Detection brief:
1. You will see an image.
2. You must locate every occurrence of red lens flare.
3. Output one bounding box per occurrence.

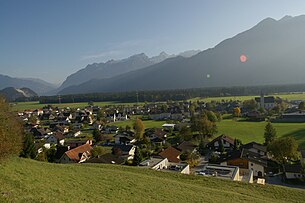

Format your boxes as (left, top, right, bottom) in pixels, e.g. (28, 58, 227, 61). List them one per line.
(240, 54, 247, 63)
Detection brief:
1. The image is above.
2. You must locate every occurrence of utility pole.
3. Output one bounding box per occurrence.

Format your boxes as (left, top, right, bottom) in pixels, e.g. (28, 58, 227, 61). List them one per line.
(136, 91, 139, 106)
(58, 95, 61, 104)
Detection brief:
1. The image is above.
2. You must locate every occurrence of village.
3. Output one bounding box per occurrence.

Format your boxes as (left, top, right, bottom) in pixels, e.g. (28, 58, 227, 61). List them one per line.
(17, 94, 305, 188)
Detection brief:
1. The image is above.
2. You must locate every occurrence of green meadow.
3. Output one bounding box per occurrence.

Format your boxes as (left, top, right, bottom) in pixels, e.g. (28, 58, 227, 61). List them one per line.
(217, 119, 305, 149)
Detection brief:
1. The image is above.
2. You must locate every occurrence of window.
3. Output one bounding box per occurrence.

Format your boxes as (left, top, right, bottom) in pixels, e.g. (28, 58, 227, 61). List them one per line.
(251, 163, 253, 166)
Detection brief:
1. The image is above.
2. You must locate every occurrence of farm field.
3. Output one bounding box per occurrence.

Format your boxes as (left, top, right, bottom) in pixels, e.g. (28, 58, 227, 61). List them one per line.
(0, 157, 304, 203)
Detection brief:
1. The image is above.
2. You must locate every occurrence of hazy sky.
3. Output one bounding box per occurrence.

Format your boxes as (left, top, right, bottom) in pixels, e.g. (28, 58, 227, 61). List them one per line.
(1, 0, 305, 84)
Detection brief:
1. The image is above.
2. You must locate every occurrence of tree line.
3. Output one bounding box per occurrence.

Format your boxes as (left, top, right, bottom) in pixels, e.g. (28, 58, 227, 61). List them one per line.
(38, 83, 305, 104)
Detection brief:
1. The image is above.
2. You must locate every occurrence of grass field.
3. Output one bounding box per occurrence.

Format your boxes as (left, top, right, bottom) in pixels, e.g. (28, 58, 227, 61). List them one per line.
(10, 101, 146, 111)
(191, 92, 305, 102)
(0, 158, 304, 203)
(11, 92, 305, 111)
(216, 119, 305, 149)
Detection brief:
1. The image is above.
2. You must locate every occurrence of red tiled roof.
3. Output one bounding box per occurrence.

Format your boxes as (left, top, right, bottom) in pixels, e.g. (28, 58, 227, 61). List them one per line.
(64, 144, 92, 162)
(159, 146, 181, 163)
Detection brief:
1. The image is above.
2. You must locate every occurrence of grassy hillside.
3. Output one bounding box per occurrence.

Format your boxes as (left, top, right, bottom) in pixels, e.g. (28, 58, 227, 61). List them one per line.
(0, 158, 304, 202)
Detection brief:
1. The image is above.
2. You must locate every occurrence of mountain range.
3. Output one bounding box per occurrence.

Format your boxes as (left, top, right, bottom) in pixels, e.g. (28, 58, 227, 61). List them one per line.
(0, 87, 37, 101)
(0, 74, 56, 95)
(58, 50, 201, 91)
(59, 15, 305, 95)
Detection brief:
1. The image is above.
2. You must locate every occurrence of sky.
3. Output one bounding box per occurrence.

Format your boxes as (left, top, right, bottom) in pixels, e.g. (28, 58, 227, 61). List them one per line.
(1, 0, 305, 84)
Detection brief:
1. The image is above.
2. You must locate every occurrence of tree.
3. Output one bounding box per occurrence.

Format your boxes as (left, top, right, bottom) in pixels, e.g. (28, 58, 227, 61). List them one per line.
(264, 122, 277, 145)
(198, 140, 206, 155)
(268, 137, 299, 165)
(299, 101, 305, 110)
(35, 151, 47, 162)
(233, 107, 241, 117)
(133, 118, 145, 140)
(20, 133, 37, 159)
(179, 126, 193, 141)
(215, 112, 222, 122)
(125, 125, 131, 131)
(180, 151, 191, 161)
(92, 129, 102, 142)
(133, 147, 142, 165)
(45, 146, 57, 162)
(0, 98, 23, 161)
(243, 99, 258, 110)
(233, 139, 242, 150)
(28, 115, 38, 124)
(91, 146, 107, 158)
(206, 110, 218, 122)
(197, 115, 217, 138)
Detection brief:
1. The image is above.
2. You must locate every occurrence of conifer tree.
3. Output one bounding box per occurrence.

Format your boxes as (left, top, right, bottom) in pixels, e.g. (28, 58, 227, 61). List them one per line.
(264, 122, 277, 145)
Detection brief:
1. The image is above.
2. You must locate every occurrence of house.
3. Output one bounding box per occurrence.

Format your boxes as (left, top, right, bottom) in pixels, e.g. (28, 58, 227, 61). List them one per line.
(207, 134, 235, 151)
(162, 123, 176, 130)
(104, 126, 119, 134)
(54, 146, 70, 162)
(284, 163, 304, 180)
(59, 143, 92, 163)
(112, 144, 136, 160)
(30, 127, 47, 139)
(177, 141, 197, 153)
(149, 113, 171, 120)
(194, 164, 248, 182)
(218, 148, 267, 177)
(114, 134, 136, 145)
(45, 131, 65, 145)
(139, 157, 190, 174)
(277, 111, 305, 123)
(245, 111, 264, 121)
(93, 121, 103, 130)
(170, 113, 183, 121)
(147, 128, 167, 145)
(159, 146, 181, 163)
(241, 142, 267, 157)
(255, 95, 276, 110)
(140, 157, 169, 170)
(65, 139, 93, 149)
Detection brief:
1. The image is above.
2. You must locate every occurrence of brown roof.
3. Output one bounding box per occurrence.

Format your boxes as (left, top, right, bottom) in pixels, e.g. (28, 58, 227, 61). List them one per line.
(64, 144, 92, 162)
(159, 146, 181, 163)
(177, 141, 197, 152)
(153, 128, 167, 139)
(209, 134, 235, 146)
(54, 131, 64, 140)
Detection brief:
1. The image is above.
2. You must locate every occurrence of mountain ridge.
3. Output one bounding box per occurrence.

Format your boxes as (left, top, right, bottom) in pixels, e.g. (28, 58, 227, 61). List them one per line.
(0, 74, 56, 95)
(59, 15, 305, 95)
(58, 50, 201, 91)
